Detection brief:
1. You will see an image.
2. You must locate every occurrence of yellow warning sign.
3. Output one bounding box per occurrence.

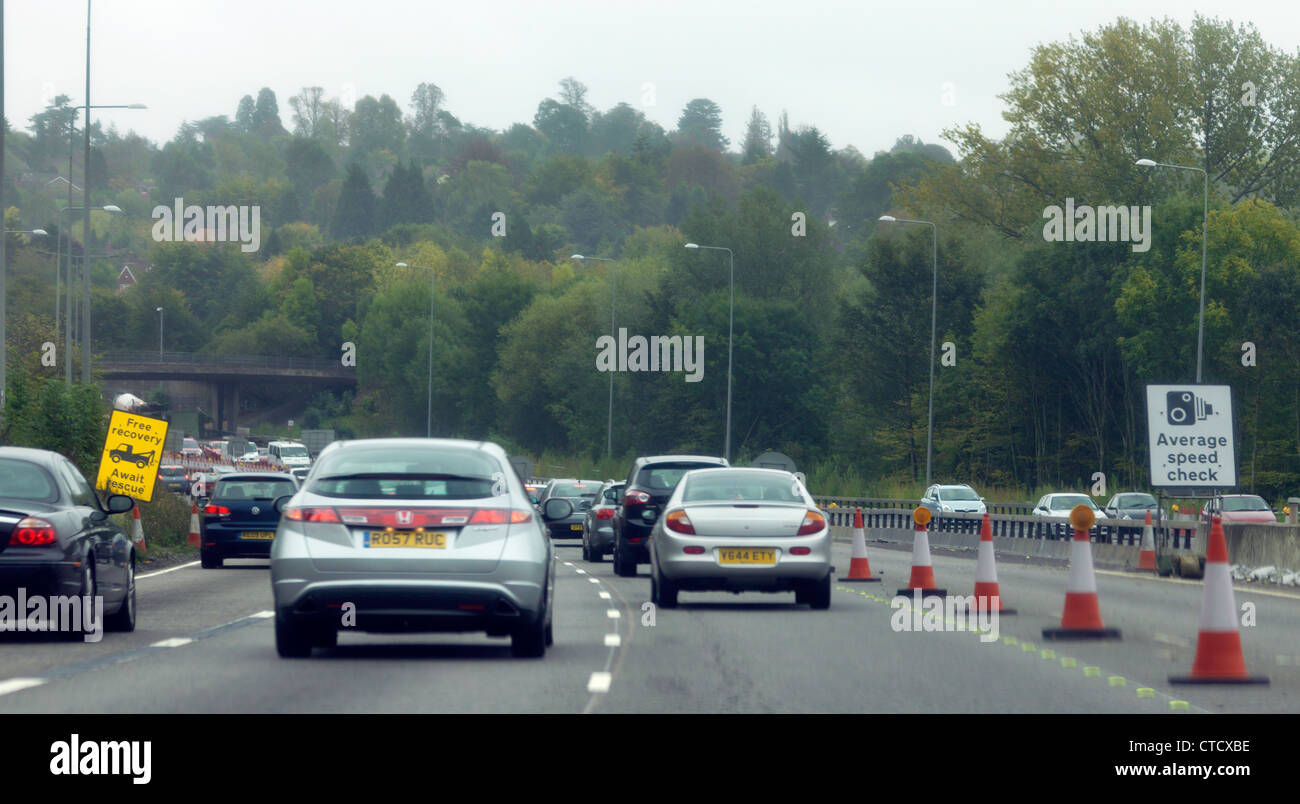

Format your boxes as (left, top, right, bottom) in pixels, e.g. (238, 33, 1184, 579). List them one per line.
(96, 410, 169, 502)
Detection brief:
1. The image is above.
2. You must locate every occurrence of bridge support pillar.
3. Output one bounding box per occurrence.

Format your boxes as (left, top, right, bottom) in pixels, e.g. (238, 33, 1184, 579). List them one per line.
(216, 381, 240, 433)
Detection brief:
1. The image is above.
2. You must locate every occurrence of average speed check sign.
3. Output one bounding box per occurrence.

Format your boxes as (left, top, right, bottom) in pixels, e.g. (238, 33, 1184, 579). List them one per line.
(96, 409, 170, 502)
(1146, 384, 1235, 488)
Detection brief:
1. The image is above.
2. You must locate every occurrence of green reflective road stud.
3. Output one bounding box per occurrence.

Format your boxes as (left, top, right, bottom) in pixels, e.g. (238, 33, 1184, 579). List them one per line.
(1004, 636, 1018, 646)
(1108, 676, 1126, 687)
(1170, 700, 1190, 711)
(1021, 642, 1036, 652)
(1061, 657, 1077, 668)
(1137, 688, 1156, 699)
(1084, 666, 1101, 677)
(1041, 649, 1056, 660)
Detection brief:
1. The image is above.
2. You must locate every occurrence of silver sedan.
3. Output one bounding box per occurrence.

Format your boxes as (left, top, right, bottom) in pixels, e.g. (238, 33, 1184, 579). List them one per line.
(648, 468, 832, 609)
(269, 438, 559, 658)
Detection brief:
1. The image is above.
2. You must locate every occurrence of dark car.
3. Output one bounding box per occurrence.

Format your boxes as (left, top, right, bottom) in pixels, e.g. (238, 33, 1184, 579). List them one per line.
(537, 479, 601, 540)
(158, 464, 189, 494)
(0, 446, 138, 636)
(1102, 492, 1160, 520)
(612, 455, 728, 576)
(200, 472, 299, 568)
(582, 480, 624, 562)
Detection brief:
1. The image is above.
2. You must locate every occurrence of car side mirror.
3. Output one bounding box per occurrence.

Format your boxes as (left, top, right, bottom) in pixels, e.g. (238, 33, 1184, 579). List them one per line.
(105, 494, 136, 514)
(530, 495, 539, 505)
(542, 499, 573, 521)
(273, 494, 293, 514)
(199, 497, 210, 509)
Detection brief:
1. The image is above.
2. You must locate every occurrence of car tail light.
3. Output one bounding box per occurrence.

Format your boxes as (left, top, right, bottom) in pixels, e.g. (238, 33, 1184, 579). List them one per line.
(789, 546, 811, 555)
(797, 511, 826, 535)
(204, 505, 231, 517)
(683, 545, 704, 554)
(665, 509, 695, 534)
(595, 508, 615, 520)
(468, 508, 532, 524)
(625, 490, 651, 504)
(9, 517, 56, 546)
(284, 506, 341, 523)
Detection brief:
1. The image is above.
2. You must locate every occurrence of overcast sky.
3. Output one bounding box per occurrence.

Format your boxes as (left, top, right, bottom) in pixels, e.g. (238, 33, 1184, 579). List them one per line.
(7, 0, 1300, 157)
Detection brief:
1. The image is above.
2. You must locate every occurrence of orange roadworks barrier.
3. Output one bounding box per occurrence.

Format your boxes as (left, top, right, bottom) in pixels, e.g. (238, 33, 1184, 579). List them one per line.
(1170, 515, 1268, 685)
(974, 512, 1015, 614)
(131, 504, 146, 551)
(188, 502, 200, 548)
(1042, 505, 1120, 640)
(896, 506, 946, 598)
(840, 507, 881, 583)
(1135, 510, 1156, 572)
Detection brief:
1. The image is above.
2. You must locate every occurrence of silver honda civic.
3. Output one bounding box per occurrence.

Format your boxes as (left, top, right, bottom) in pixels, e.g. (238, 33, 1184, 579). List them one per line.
(269, 438, 563, 658)
(648, 468, 832, 609)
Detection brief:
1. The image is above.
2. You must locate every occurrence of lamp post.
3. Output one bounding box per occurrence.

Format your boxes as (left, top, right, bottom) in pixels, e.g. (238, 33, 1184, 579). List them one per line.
(57, 204, 120, 384)
(572, 254, 617, 458)
(156, 307, 164, 358)
(396, 262, 435, 437)
(877, 215, 938, 487)
(684, 243, 734, 462)
(1136, 158, 1209, 382)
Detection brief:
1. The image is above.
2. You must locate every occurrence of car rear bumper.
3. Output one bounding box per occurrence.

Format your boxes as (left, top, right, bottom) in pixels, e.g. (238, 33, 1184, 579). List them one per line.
(548, 516, 588, 539)
(272, 576, 545, 633)
(654, 534, 832, 590)
(588, 525, 614, 550)
(201, 524, 278, 558)
(0, 559, 81, 598)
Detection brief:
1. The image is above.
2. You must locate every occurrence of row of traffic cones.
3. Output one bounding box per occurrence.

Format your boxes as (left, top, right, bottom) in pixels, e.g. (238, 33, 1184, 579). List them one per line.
(840, 504, 1266, 684)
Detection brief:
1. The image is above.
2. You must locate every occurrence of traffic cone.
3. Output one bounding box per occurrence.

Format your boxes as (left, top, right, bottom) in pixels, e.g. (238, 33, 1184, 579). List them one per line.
(1170, 516, 1268, 684)
(188, 502, 200, 548)
(840, 507, 881, 583)
(973, 513, 1014, 614)
(1134, 510, 1156, 572)
(131, 503, 146, 550)
(897, 507, 945, 597)
(1043, 506, 1120, 639)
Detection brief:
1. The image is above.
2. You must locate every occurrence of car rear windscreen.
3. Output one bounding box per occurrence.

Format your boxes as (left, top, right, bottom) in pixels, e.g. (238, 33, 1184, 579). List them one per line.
(682, 472, 802, 503)
(1222, 496, 1269, 512)
(309, 446, 502, 499)
(637, 463, 724, 492)
(0, 458, 58, 502)
(551, 481, 597, 497)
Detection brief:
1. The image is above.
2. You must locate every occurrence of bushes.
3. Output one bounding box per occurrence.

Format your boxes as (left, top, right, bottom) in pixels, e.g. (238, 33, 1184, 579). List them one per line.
(111, 491, 195, 550)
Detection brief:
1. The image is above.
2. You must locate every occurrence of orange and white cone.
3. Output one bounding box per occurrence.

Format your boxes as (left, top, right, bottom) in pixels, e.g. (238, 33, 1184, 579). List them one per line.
(840, 507, 881, 583)
(188, 502, 200, 548)
(131, 503, 146, 550)
(897, 507, 946, 597)
(1170, 516, 1268, 684)
(1043, 505, 1120, 639)
(1135, 510, 1156, 572)
(973, 513, 1014, 614)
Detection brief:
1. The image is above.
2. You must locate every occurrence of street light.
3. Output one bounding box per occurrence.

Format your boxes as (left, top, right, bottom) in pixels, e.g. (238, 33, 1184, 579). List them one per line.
(4, 229, 49, 236)
(877, 214, 939, 487)
(396, 262, 435, 437)
(684, 242, 734, 462)
(1136, 157, 1210, 382)
(58, 204, 120, 384)
(156, 307, 164, 358)
(572, 254, 617, 457)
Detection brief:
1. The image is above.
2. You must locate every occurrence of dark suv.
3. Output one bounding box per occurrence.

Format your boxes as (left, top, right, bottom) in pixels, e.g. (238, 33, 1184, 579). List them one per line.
(612, 455, 728, 576)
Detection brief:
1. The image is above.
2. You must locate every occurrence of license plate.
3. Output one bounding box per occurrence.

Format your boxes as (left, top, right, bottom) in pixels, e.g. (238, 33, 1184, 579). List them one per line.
(570, 524, 583, 531)
(240, 532, 275, 541)
(364, 530, 447, 549)
(717, 548, 776, 565)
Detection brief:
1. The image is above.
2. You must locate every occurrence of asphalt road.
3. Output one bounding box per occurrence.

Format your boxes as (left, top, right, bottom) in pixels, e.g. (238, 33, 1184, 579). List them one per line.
(1, 537, 1296, 713)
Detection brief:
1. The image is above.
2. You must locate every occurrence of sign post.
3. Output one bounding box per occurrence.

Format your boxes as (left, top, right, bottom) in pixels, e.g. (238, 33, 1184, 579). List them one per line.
(96, 410, 170, 502)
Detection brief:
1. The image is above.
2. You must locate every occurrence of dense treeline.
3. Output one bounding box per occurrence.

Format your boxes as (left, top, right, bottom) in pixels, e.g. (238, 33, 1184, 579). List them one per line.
(4, 14, 1300, 500)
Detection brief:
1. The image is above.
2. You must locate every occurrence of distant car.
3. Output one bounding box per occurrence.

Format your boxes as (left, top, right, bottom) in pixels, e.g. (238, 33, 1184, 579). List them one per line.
(199, 472, 300, 569)
(235, 449, 262, 465)
(289, 467, 309, 484)
(191, 465, 237, 497)
(157, 464, 189, 493)
(537, 479, 601, 540)
(269, 438, 560, 658)
(525, 483, 547, 504)
(1103, 492, 1160, 520)
(0, 446, 139, 634)
(920, 483, 987, 514)
(648, 467, 832, 609)
(180, 437, 203, 458)
(1032, 493, 1105, 523)
(612, 455, 729, 576)
(1202, 495, 1276, 524)
(582, 481, 624, 562)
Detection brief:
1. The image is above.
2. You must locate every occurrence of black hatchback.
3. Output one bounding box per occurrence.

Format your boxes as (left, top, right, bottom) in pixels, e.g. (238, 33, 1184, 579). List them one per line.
(611, 455, 728, 576)
(200, 472, 298, 568)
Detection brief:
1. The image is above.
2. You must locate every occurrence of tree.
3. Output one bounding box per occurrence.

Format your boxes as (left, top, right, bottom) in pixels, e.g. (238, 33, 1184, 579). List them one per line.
(332, 162, 377, 239)
(741, 106, 773, 164)
(675, 99, 729, 151)
(534, 99, 588, 155)
(288, 86, 326, 137)
(253, 88, 285, 136)
(235, 95, 256, 131)
(408, 81, 446, 163)
(351, 94, 406, 162)
(379, 160, 434, 230)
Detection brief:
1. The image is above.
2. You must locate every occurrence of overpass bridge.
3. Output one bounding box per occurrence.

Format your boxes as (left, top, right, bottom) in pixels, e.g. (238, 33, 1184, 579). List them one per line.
(100, 351, 355, 431)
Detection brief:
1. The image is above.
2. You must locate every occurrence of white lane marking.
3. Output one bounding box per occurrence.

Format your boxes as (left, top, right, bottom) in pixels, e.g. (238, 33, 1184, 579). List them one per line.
(604, 634, 621, 647)
(588, 578, 601, 584)
(1154, 632, 1192, 648)
(138, 561, 200, 579)
(606, 609, 620, 619)
(0, 678, 46, 697)
(587, 672, 612, 693)
(251, 610, 274, 619)
(575, 568, 587, 575)
(599, 591, 611, 600)
(151, 637, 194, 648)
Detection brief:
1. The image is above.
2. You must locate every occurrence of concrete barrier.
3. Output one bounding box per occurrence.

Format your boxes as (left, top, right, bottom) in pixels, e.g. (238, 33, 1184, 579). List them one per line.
(1222, 523, 1300, 569)
(830, 524, 1143, 570)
